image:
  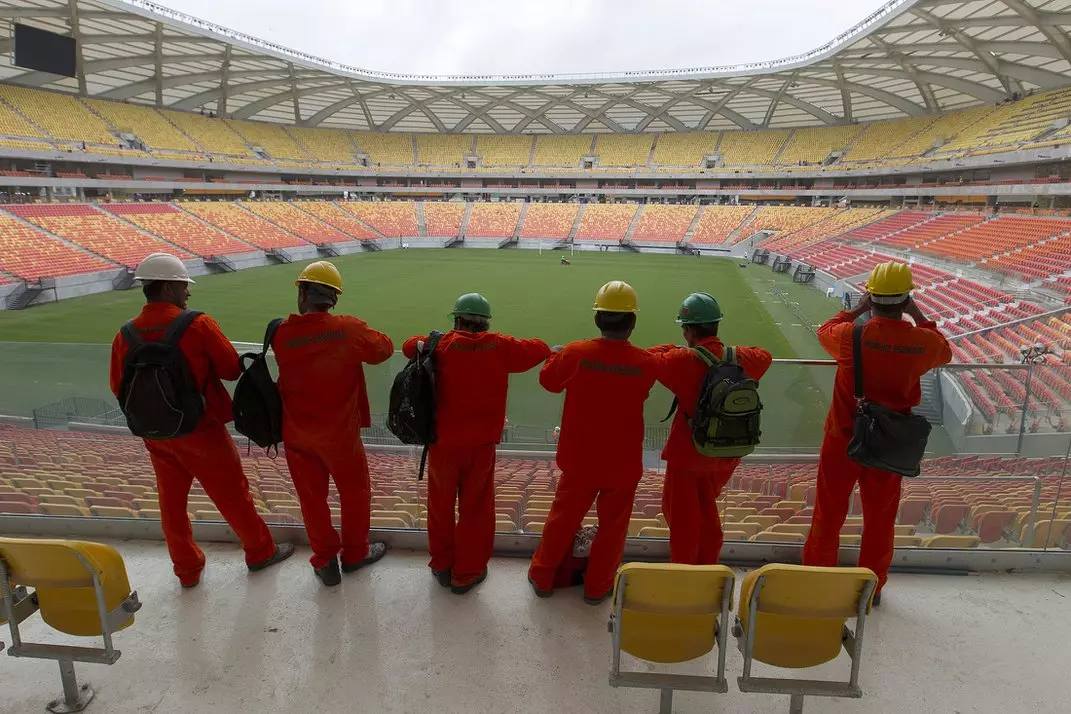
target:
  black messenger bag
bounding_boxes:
[845,324,931,477]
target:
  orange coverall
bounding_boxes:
[528,338,660,599]
[802,312,952,591]
[649,338,772,565]
[273,312,393,569]
[109,303,276,585]
[402,331,550,586]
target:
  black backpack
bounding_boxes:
[663,345,763,458]
[233,318,284,456]
[118,310,205,440]
[387,330,443,479]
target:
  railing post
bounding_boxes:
[1025,477,1042,548]
[1016,364,1034,457]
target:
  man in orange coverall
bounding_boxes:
[402,293,550,594]
[273,261,394,586]
[803,262,951,603]
[648,292,772,564]
[528,281,661,604]
[109,253,293,588]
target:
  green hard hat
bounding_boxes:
[451,292,492,318]
[676,292,724,325]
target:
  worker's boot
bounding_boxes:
[341,542,388,573]
[314,557,341,587]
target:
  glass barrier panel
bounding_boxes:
[0,343,1068,556]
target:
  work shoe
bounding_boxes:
[450,569,488,595]
[180,576,201,589]
[341,542,388,573]
[247,543,296,572]
[432,569,452,587]
[872,593,882,607]
[314,557,341,587]
[583,589,613,606]
[528,576,553,599]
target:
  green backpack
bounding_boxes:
[664,346,763,458]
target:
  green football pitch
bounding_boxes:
[0,250,842,449]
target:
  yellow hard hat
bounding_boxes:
[296,261,342,293]
[865,261,913,297]
[593,280,639,313]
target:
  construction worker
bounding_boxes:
[528,281,661,604]
[648,293,772,564]
[803,262,951,603]
[273,261,394,586]
[401,293,550,594]
[109,253,293,588]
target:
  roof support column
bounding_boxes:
[218,45,231,116]
[153,22,163,107]
[67,0,87,95]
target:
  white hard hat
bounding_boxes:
[134,253,194,283]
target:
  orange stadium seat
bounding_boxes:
[629,204,698,243]
[102,203,256,257]
[177,202,308,250]
[519,203,580,240]
[422,202,466,237]
[294,201,380,239]
[6,204,192,268]
[466,202,523,238]
[0,213,116,279]
[337,201,419,236]
[574,204,638,242]
[689,206,753,245]
[239,201,353,245]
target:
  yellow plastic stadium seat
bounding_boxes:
[0,537,142,712]
[627,518,663,536]
[723,530,751,542]
[194,509,225,521]
[495,519,517,532]
[370,516,409,528]
[840,534,862,546]
[40,503,91,517]
[525,521,545,534]
[370,510,414,527]
[90,506,136,519]
[734,564,877,711]
[893,535,923,548]
[768,523,810,537]
[637,526,670,538]
[608,563,734,709]
[743,515,781,530]
[923,535,980,548]
[1019,519,1071,548]
[750,531,805,544]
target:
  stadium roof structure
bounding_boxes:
[1,0,1071,133]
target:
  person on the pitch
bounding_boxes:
[803,262,951,604]
[528,281,660,604]
[273,261,394,587]
[402,293,550,594]
[648,292,772,564]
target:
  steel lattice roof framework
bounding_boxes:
[0,0,1069,133]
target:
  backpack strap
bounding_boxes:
[691,345,718,367]
[725,345,737,365]
[423,329,444,355]
[162,310,204,347]
[852,324,865,400]
[262,318,283,355]
[120,320,143,349]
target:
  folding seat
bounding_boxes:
[628,518,663,537]
[743,515,780,530]
[369,516,408,528]
[40,504,90,517]
[0,537,141,713]
[90,506,137,518]
[751,531,805,544]
[607,563,734,712]
[922,535,980,548]
[369,510,414,527]
[733,564,877,712]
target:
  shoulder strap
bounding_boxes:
[120,320,142,349]
[852,324,864,399]
[725,345,737,365]
[262,318,283,355]
[162,310,204,347]
[424,329,444,355]
[691,345,717,367]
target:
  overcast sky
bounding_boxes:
[156,0,890,75]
